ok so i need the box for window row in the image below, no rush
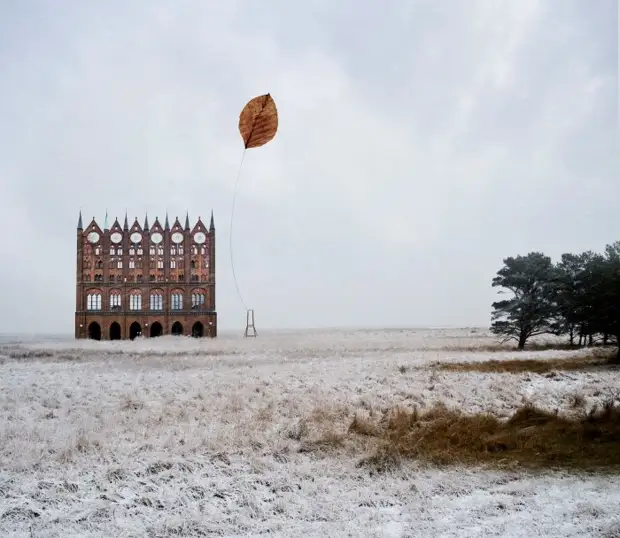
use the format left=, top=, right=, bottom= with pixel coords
left=86, top=291, right=207, bottom=311
left=88, top=259, right=208, bottom=270
left=88, top=273, right=209, bottom=283
left=93, top=246, right=208, bottom=256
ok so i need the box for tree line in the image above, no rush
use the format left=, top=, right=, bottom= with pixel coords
left=490, top=241, right=620, bottom=361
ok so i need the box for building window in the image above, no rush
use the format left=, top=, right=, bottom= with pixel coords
left=94, top=274, right=103, bottom=281
left=95, top=247, right=101, bottom=255
left=179, top=247, right=184, bottom=255
left=129, top=292, right=142, bottom=310
left=157, top=247, right=163, bottom=256
left=178, top=274, right=184, bottom=281
left=191, top=274, right=198, bottom=282
left=191, top=292, right=205, bottom=309
left=203, top=260, right=209, bottom=269
left=192, top=247, right=198, bottom=255
left=191, top=260, right=196, bottom=269
left=116, top=248, right=122, bottom=255
left=129, top=248, right=135, bottom=256
left=110, top=292, right=121, bottom=310
left=157, top=260, right=163, bottom=269
left=149, top=274, right=155, bottom=282
left=110, top=248, right=115, bottom=255
left=136, top=274, right=143, bottom=282
left=178, top=260, right=184, bottom=269
left=137, top=248, right=143, bottom=255
left=171, top=292, right=183, bottom=310
left=149, top=247, right=155, bottom=255
left=171, top=247, right=176, bottom=255
left=129, top=259, right=135, bottom=269
left=150, top=291, right=163, bottom=311
left=201, top=247, right=205, bottom=255
left=117, top=260, right=122, bottom=269
left=170, top=259, right=176, bottom=269
left=86, top=293, right=102, bottom=310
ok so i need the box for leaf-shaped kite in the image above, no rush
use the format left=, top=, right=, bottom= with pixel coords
left=238, top=93, right=278, bottom=149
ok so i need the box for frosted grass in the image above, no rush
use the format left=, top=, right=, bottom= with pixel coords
left=0, top=328, right=618, bottom=537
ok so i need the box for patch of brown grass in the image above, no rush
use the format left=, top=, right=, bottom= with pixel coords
left=351, top=401, right=620, bottom=470
left=434, top=351, right=614, bottom=375
left=441, top=342, right=589, bottom=353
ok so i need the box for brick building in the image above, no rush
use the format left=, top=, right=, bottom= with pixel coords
left=75, top=211, right=216, bottom=340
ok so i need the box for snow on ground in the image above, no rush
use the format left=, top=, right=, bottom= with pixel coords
left=0, top=328, right=618, bottom=537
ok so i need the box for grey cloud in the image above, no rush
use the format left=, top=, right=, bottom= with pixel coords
left=0, top=0, right=617, bottom=333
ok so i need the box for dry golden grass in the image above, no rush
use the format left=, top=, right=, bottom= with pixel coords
left=349, top=401, right=620, bottom=471
left=434, top=351, right=614, bottom=375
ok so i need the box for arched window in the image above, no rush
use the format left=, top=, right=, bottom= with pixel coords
left=129, top=259, right=135, bottom=269
left=95, top=260, right=103, bottom=269
left=129, top=290, right=142, bottom=311
left=191, top=291, right=205, bottom=310
left=171, top=292, right=183, bottom=310
left=129, top=248, right=135, bottom=256
left=201, top=247, right=205, bottom=255
left=157, top=247, right=164, bottom=256
left=170, top=259, right=176, bottom=269
left=95, top=247, right=101, bottom=255
left=170, top=247, right=176, bottom=255
left=86, top=291, right=102, bottom=311
left=150, top=290, right=163, bottom=311
left=137, top=248, right=143, bottom=255
left=192, top=247, right=198, bottom=255
left=190, top=260, right=196, bottom=269
left=149, top=247, right=155, bottom=255
left=109, top=290, right=121, bottom=310
left=179, top=247, right=184, bottom=255
left=109, top=247, right=115, bottom=255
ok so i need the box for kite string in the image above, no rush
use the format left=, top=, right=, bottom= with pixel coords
left=229, top=148, right=248, bottom=311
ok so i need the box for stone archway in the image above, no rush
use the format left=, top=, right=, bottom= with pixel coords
left=109, top=322, right=121, bottom=340
left=192, top=321, right=204, bottom=338
left=171, top=321, right=183, bottom=336
left=88, top=322, right=101, bottom=341
left=129, top=321, right=142, bottom=340
left=150, top=322, right=163, bottom=338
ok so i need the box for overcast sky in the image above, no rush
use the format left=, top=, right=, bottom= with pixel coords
left=0, top=0, right=617, bottom=334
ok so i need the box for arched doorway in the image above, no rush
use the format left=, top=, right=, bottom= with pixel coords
left=171, top=321, right=183, bottom=336
left=129, top=322, right=142, bottom=340
left=88, top=322, right=101, bottom=341
left=192, top=321, right=204, bottom=338
left=109, top=322, right=121, bottom=340
left=150, top=322, right=163, bottom=338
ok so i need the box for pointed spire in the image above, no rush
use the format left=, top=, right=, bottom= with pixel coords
left=123, top=211, right=129, bottom=231
left=144, top=213, right=149, bottom=231
left=184, top=211, right=190, bottom=230
left=209, top=210, right=215, bottom=231
left=77, top=210, right=83, bottom=230
left=104, top=210, right=109, bottom=230
left=164, top=212, right=170, bottom=230
left=113, top=217, right=120, bottom=228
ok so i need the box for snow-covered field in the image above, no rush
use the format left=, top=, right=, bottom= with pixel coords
left=0, top=328, right=619, bottom=537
